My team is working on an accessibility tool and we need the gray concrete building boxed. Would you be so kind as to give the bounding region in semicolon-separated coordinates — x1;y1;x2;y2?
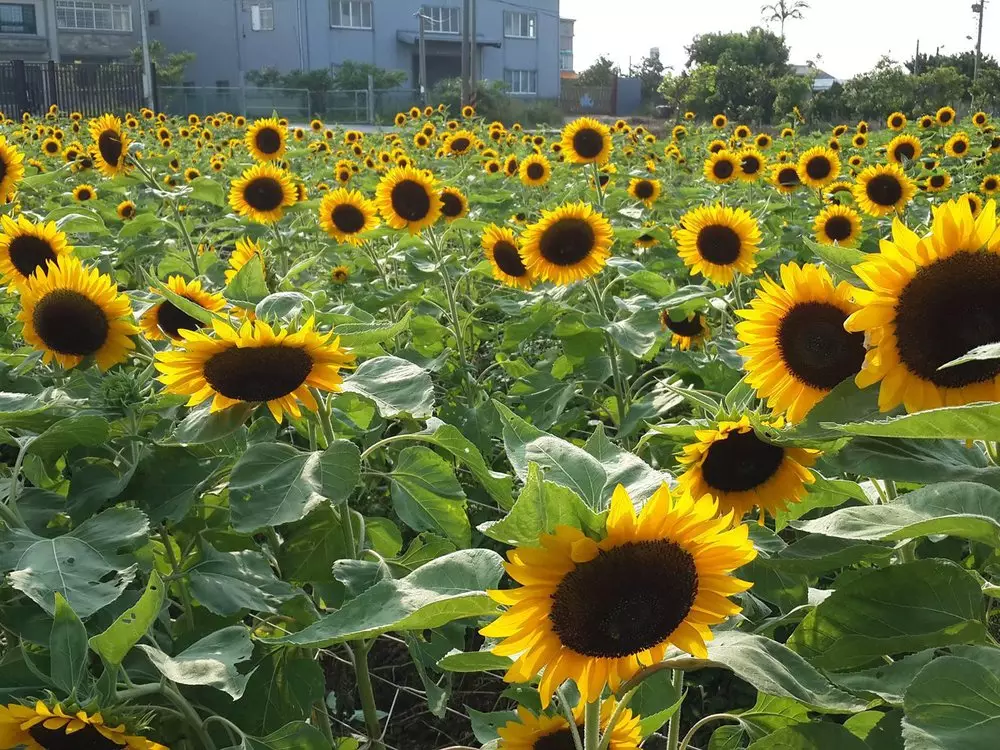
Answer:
147;0;562;99
0;0;141;62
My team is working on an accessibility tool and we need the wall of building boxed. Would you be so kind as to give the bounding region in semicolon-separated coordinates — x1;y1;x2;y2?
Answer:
0;0;50;61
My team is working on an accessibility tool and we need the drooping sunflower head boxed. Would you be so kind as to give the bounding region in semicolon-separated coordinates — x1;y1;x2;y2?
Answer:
853;163;916;217
225;237;264;284
88;114;131;177
156;317;356;423
140;275;226;341
72;183;96;202
0;135;25;202
439;187;469;222
887;111;907;130
0;701;167;750
627;177;661;207
796;146;841;189
560;117;613;165
519;153;551;187
813;204;862;247
704;149;740;184
331;265;350;284
374;166;442;233
737;147;767;181
846;199;1000;412
497;699;641;750
483;482;756;706
0;214;73;290
736;263;866;423
674;204;761;286
660;309;709;351
771;164;801;194
936;106;956;125
944;131;971;158
318;188;379;246
18;255;136;370
519;201;613;286
482;223;532;290
677;416;818;519
229;163;297;224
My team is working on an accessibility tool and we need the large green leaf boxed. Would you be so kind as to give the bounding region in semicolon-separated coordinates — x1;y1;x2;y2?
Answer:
0;508;148;618
269;549;503;647
787;560;986;670
277;504;349;584
89;571;165;667
335;310;412;348
224;652;325;736
188;175;226;206
224;255;269;306
747;723;868;750
50;593;89;694
829;402;1000;441
127;445;221;524
795;482;1000;547
583;423;671;502
825;437;1000;489
185;541;301;616
26;414;110;464
170;402;254;445
416;418;514;508
831;649;939;706
233;722;331;750
390;446;471;548
764;535;893;575
902;648;1000;750
342;355;434;418
138;626;254;698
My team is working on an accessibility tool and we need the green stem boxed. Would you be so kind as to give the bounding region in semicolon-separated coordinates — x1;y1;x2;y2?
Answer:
885;479;898;501
311;388;336;448
162;684;216;750
583;700;601;750
556;687;583;750
159;525;195;630
114;682;164;702
588;278;628;433
311;699;335;745
678;713;742;750
597;686;638;750
353;641;385;750
666;670;685;750
590;162;606;208
132;156;200;276
360;432;425;462
428;232;473;398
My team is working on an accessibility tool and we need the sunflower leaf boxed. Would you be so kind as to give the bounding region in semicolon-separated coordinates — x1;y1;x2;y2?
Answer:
342;355;434;419
89;571;165;667
224;255;270;307
137;625;255;699
50;593;89;694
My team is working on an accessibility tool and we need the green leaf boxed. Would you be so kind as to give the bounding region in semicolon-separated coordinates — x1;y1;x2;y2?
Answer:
335;310;412;348
483;463;603;547
437;649;513;673
764;535;893;575
583;423;670;502
255;292;315;324
342;355;434;418
0;508;148;618
628;270;675;298
89;571;165;667
148;273;221;326
277;503;349;584
27;414;110;464
747;723;868;750
236;722;331;750
826;437;1000;489
366;516;403;557
831;649;939;706
170;402;254;444
225;652;325;736
628;667;683;737
787;560;986;670
902;648;1000;750
795;482;1000;546
804;237;865;284
137;626;254;699
224;255;270;306
829;402;1000;441
416;418;514;509
188;176;226;206
390;446;471;548
50;593;89;695
494;401;608;510
127;445;221;524
119;212;167;238
0;390;84;432
268;549;503;647
186;541;301;616
52;208;109;235
939;341;1000;369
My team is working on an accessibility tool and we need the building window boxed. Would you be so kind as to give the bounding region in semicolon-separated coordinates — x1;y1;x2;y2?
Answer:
560;50;573;72
330;0;371;29
250;1;274;31
0;3;36;34
503;10;535;39
147;9;159;26
424;6;460;34
55;1;133;31
504;69;537;95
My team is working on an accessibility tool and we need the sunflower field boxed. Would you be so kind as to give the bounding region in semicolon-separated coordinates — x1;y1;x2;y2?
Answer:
1;99;1000;750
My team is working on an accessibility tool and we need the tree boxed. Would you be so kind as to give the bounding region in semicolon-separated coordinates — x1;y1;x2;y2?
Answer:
331;61;406;91
629;49;666;103
130;40;194;87
686;28;788;75
760;0;809;40
577;55;622;87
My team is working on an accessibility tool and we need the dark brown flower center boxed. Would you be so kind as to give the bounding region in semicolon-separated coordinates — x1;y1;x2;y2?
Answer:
538;218;596;266
534;728;579;750
777;301;865;389
450;137;471;153
664;313;704;337
866;174;903;206
76;188;92;200
894;252;1000;388
526;162;545;180
824;215;854;242
930;175;946;188
156;298;204;339
741;155;761;175
29;722;121;750
33;289;109;356
491;240;527;278
701;428;784;492
8;234;57;279
331;203;366;234
203;345;313;402
940;111;953;123
440;191;464;217
777;167;800;187
571;127;605;159
805;156;832;180
633;179;655;199
696;224;741;265
891;116;904;127
243;177;285;211
713;159;735;179
986;179;998;191
549;539;698;657
390;179;432;221
97;129;123;166
952;139;968;154
893;142;916;161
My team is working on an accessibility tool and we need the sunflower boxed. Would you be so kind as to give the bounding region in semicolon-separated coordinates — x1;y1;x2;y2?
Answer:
887;112;907;130
0;136;25;202
960;192;984;217
886;134;921;164
737;147;767;181
18;256;136;370
374;166;441;233
925;172;952;192
318;188;379;245
462;105;476;118
0;215;73;289
734;125;751;140
917;115;934;130
439;186;469;221
661;309;708;351
331;265;350;284
973;111;989;128
156;316;354;422
677;416;817;519
560;117;612;165
846;199;1000;412
229;163;296;224
712;114;728;129
519;153;551;187
936;106;956;126
443;129;477;156
88;114;131;177
672;124;688;141
0;701;167;750
225;237;264;284
852;133;868;148
813;204;862;247
704;150;740;184
483;482;755;706
796;147;840;189
832;124;848;138
675;204;761;286
944;132;971;158
780;127;795;138
519;202;613;285
394;112;407;127
41;137;61;157
736;263;865;423
484;158;503;175
140;275;226;341
848;154;864;169
497;699;641;750
72;184;96;201
982;175;1000;194
853;163;916;216
755;133;773;149
627;177;661;207
116;200;137;220
482;224;533;290
771;164;801;194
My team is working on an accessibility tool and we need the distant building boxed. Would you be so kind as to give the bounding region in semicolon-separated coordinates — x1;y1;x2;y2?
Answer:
0;0;141;63
791;63;840;92
559;16;574;78
147;0;561;98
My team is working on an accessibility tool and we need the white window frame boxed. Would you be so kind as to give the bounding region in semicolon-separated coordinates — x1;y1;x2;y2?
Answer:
423;5;460;34
503;10;535;39
250;0;274;31
0;3;37;34
330;0;372;29
55;1;133;32
559;50;573;72
504;69;537;95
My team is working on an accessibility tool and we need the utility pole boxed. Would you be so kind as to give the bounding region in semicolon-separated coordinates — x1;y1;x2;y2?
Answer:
461;0;470;106
469;0;477;106
417;9;428;106
137;0;154;109
914;39;920;75
973;1;987;85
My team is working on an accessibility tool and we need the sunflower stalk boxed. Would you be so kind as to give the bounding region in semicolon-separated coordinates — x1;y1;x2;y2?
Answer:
427;230;475;398
131;155;200;276
557;687;585;750
587;277;629;436
677;713;742;750
597;685;638;750
665;669;685;750
583;699;601;750
159;524;196;631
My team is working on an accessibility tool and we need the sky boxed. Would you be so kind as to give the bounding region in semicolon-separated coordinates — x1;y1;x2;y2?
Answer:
561;0;996;80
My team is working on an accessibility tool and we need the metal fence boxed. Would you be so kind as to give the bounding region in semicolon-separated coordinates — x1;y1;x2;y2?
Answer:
0;60;147;117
